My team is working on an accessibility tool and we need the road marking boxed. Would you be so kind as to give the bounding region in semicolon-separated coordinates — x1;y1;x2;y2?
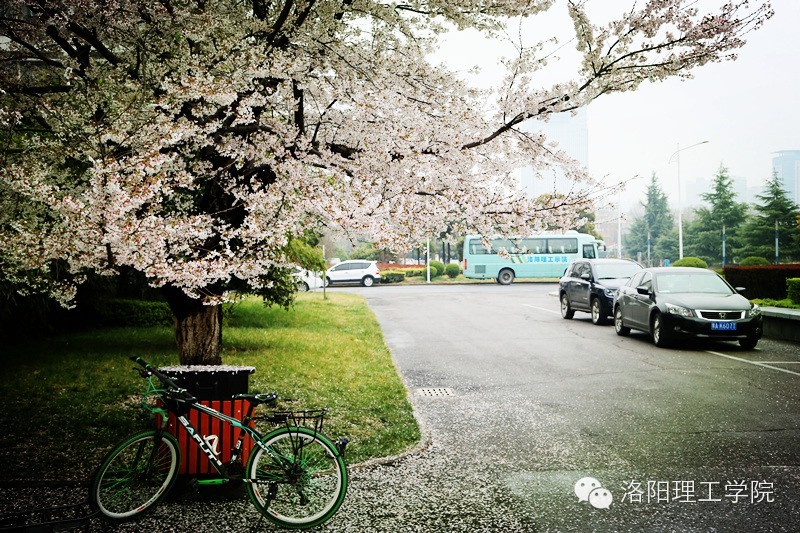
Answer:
522;304;560;315
705;350;800;377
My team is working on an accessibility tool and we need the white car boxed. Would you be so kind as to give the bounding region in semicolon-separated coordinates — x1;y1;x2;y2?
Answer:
292;267;326;291
325;260;381;287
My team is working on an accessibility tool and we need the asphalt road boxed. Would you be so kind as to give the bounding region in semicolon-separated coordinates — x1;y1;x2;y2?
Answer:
5;283;798;531
331;282;800;532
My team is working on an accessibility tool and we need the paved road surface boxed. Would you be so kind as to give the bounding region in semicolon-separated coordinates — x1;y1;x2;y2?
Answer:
334;283;800;531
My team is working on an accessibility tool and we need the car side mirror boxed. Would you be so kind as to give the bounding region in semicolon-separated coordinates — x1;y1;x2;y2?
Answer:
636;285;650;296
580;272;592;281
735;286;746;293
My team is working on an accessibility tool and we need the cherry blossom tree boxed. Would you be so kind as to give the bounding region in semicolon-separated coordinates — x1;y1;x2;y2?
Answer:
0;0;772;364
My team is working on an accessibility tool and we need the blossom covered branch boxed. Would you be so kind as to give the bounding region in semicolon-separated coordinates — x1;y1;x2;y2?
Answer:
0;0;772;305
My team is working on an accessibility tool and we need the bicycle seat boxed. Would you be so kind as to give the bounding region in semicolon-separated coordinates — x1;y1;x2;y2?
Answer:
234;392;278;405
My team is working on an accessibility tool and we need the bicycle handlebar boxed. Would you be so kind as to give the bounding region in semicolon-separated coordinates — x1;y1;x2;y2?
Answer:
130;356;197;403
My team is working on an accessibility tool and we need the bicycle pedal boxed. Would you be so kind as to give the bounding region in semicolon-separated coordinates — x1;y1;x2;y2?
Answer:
336;438;349;456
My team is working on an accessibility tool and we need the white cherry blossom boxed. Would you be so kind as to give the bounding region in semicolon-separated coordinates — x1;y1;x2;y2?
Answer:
0;0;772;310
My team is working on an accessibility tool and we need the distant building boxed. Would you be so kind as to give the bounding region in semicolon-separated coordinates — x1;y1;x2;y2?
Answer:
519;108;588;198
772;150;800;204
684;172;754;207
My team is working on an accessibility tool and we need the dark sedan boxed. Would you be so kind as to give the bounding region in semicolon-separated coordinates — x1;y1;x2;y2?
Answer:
559;259;643;324
613;267;763;349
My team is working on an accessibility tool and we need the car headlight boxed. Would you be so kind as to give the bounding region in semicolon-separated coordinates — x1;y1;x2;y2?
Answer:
603;288;618;298
665;303;694;317
749;304;762;318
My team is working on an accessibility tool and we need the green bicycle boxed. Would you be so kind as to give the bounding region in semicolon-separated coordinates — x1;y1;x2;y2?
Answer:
89;356;348;530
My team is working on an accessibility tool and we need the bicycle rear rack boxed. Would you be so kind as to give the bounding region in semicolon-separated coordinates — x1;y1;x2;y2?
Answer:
0;500;97;532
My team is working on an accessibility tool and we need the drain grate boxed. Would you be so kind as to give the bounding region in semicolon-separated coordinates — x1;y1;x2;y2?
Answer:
417;388;455;397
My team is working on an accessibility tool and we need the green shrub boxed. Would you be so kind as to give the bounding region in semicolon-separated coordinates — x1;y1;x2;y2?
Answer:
88;299;174;327
671;257;708;269
419;266;438;278
740;256;770;266
380;270;407;284
445;263;461;278
752;297;800;309
788;278;800;305
406;263;444;278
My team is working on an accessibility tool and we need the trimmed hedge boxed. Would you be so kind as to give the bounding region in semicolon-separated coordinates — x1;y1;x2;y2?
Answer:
429;261;445;277
445;263;461;278
671;257;708;268
405;265;442;278
723;264;800;300
739;256;771;266
380;270;407;284
789;278;800;304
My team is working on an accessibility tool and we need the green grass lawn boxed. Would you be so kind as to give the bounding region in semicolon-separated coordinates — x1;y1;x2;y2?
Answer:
752;297;800;310
0;292;419;483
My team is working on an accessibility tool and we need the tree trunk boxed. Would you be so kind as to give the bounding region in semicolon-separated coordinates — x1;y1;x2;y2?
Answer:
162;287;222;365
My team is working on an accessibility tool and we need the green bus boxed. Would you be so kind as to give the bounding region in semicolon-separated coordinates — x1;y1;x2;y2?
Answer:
462;232;601;284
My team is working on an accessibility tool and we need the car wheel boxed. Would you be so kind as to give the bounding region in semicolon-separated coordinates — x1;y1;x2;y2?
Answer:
325;277;332;287
652;313;671;347
560;293;574;319
739;337;758;350
614;306;630;336
497;269;514;285
591;298;607;325
298;281;309;292
362;275;374;287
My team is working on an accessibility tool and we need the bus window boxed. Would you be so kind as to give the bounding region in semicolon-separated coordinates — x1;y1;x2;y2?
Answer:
521;238;546;254
582;244;596;258
491;239;515;254
469;239;488;255
547;238;578;254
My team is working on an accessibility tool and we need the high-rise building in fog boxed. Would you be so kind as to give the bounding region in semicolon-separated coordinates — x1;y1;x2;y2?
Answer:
772;150;800;204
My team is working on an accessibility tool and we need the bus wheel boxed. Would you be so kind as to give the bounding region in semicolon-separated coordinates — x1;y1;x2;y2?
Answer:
497;269;515;285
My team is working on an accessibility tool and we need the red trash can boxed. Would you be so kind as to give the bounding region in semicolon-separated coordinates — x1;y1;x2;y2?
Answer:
158;366;256;476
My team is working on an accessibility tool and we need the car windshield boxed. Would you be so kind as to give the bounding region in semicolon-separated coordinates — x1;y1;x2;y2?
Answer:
655;272;734;294
595;263;642;280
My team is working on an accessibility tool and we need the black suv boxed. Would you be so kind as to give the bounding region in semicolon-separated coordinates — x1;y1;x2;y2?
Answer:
559;258;643;325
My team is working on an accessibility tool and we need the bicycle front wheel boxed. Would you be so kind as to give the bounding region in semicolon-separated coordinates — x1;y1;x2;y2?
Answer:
246;426;348;529
90;430;180;523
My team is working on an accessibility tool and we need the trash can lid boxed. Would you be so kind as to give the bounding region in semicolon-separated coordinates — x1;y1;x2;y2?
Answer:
159;365;256;374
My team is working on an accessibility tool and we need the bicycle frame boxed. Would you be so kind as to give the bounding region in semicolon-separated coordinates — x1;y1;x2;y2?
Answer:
159;394;320;492
165;400;264;484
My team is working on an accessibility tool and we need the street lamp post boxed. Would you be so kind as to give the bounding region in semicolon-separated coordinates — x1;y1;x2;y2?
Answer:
669;141;709;260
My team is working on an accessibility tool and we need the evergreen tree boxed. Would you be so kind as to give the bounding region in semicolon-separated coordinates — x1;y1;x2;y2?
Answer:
623;174;674;265
683;164;748;265
739;172;800;263
572;210;603;240
654;228;679;263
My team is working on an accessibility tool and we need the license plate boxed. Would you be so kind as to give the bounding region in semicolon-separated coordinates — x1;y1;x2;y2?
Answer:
712;321;737;331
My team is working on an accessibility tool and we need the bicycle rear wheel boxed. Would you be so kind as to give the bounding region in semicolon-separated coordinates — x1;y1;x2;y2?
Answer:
246;426;347;529
90;430;180;523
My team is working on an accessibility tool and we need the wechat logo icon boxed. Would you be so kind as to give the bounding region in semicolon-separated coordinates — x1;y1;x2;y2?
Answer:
574;476;613;509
